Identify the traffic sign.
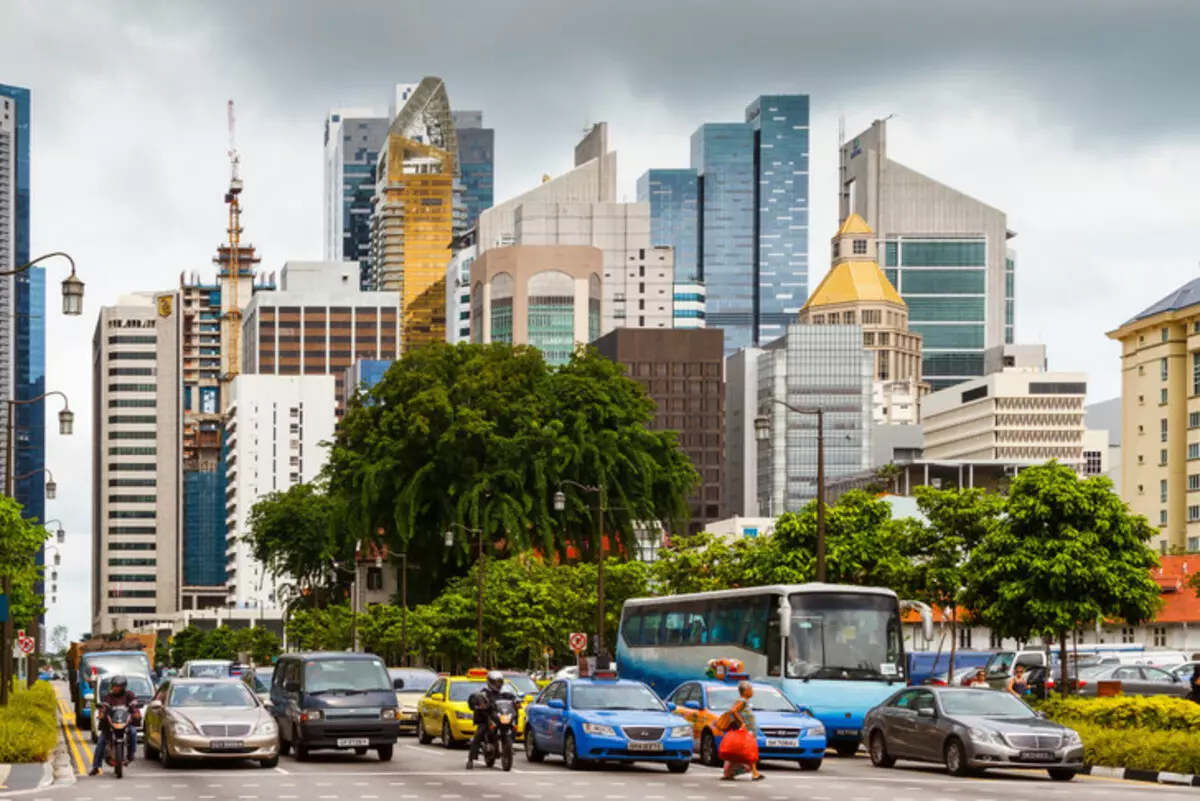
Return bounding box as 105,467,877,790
18,636,34,655
568,632,587,653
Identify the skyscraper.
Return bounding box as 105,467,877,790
452,111,495,234
323,110,389,290
840,118,1014,390
637,169,699,282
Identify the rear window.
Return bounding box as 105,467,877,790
304,659,390,693
189,663,231,678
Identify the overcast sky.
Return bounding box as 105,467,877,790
4,0,1199,639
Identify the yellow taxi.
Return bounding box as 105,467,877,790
415,669,528,748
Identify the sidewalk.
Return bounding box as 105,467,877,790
0,683,78,796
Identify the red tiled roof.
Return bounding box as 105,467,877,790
1152,555,1200,623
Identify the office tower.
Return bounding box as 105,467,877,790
445,229,477,344
1109,278,1200,555
242,261,400,409
0,84,45,549
840,118,1014,390
593,328,725,532
345,359,394,395
638,170,706,331
724,347,763,517
92,293,183,634
369,77,456,351
324,110,390,290
469,245,602,365
755,325,873,515
452,111,495,234
224,374,335,608
799,215,927,425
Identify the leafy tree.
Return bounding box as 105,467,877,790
0,496,50,628
961,462,1161,696
197,626,237,660
651,533,753,595
246,483,353,605
287,604,353,652
232,627,282,665
169,626,207,666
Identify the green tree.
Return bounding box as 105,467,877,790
962,462,1162,696
287,604,353,652
232,627,282,665
651,532,752,595
169,626,207,667
198,627,237,660
245,483,353,604
0,496,50,629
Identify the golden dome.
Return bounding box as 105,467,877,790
803,262,904,310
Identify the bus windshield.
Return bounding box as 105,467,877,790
786,592,902,681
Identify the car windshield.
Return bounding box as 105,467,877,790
169,682,257,707
505,674,538,695
448,681,519,702
250,669,273,693
786,592,903,681
939,690,1033,717
706,686,796,712
189,663,231,678
99,675,154,699
390,670,436,693
1079,664,1117,679
572,683,665,711
304,659,391,693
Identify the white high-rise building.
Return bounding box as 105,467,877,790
224,374,336,608
445,231,477,345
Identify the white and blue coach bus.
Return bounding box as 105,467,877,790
616,584,933,756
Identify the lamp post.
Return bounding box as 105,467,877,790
0,252,86,317
42,519,66,546
755,400,826,583
445,523,485,665
553,481,607,661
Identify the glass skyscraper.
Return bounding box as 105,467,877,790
747,95,810,346
452,111,495,235
324,114,389,290
637,169,700,281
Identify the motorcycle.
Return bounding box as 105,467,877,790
482,697,518,771
103,705,134,779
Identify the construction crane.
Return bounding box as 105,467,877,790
222,99,244,385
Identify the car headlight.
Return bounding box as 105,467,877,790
401,705,417,715
255,719,278,735
670,725,691,738
381,708,397,720
968,727,1002,744
808,724,826,737
171,718,197,736
1064,729,1082,745
582,723,616,736
456,711,473,720
301,710,323,722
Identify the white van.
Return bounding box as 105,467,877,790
1113,651,1188,668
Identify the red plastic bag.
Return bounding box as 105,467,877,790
718,727,759,764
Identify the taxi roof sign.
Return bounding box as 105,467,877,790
466,668,489,679
592,669,618,680
721,672,750,682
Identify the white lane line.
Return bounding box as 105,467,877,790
483,796,502,799
275,767,290,774
171,785,188,789
442,796,462,799
197,797,215,800
157,797,176,800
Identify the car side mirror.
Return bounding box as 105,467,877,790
917,707,936,719
665,702,677,711
684,700,701,710
1034,710,1047,719
393,678,405,690
547,698,565,710
524,693,536,704
285,680,301,693
797,706,813,716
430,693,445,702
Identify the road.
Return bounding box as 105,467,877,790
45,705,1198,801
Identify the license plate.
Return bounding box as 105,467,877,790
627,741,664,752
1019,750,1056,762
338,738,370,748
209,740,244,750
765,738,798,748
834,729,859,737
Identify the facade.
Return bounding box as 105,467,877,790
593,328,725,532
445,229,477,344
513,202,675,334
673,281,706,329
921,369,1089,470
841,118,1014,390
242,261,400,410
469,245,602,365
1085,396,1122,493
323,110,389,290
224,375,336,608
986,343,1046,374
724,347,763,518
637,169,699,282
368,77,456,350
345,358,394,396
452,111,495,234
799,214,927,426
1107,277,1200,554
755,325,873,516
707,516,777,541
92,293,183,633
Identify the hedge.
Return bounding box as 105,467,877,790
1070,721,1200,775
1038,695,1200,733
0,681,59,763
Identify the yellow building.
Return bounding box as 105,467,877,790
370,77,457,352
1108,279,1200,554
800,214,928,424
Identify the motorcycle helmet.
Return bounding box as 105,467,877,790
486,670,504,692
110,675,127,693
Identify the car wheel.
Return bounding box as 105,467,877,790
524,728,546,763
441,719,454,749
868,731,895,768
260,755,280,769
377,745,394,762
834,741,860,758
798,758,822,771
944,737,969,777
143,735,159,763
159,729,177,769
417,717,434,745
563,731,587,771
667,760,689,774
700,731,721,767
1047,768,1076,782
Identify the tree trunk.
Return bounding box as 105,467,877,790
948,609,958,679
1059,632,1069,698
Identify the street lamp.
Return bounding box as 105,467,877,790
755,399,827,583
42,519,66,545
553,480,607,661
58,409,74,436
0,252,86,317
445,522,486,665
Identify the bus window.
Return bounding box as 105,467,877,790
743,595,770,652
621,610,643,646
766,614,782,675
684,609,708,645
643,610,662,646
711,600,745,645
665,611,685,645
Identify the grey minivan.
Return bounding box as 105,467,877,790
271,653,400,761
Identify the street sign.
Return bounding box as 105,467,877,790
0,593,8,623
18,635,34,655
568,632,587,653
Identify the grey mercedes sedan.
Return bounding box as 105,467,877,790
142,678,279,768
863,687,1083,781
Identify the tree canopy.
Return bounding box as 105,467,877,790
0,495,50,629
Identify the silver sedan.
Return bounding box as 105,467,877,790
142,679,279,768
863,686,1084,781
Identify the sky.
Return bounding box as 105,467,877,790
3,0,1199,639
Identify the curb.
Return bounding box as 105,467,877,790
51,700,76,788
1082,765,1200,787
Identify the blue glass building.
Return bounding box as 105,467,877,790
452,111,494,234
325,115,390,291
692,123,756,355
747,95,810,346
345,359,394,396
637,168,700,282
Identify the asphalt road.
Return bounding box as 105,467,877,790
46,724,1199,801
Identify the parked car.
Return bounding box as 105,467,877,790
1170,661,1200,680
922,667,983,687
1074,664,1190,697
863,686,1083,780
141,678,279,768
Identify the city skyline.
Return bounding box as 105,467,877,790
3,0,1199,637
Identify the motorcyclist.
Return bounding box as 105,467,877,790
465,670,517,770
88,675,140,776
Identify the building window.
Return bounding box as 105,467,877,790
1190,443,1200,460
988,632,1003,649
1084,451,1102,475
1139,365,1145,376
526,270,576,367
1189,537,1200,552
1153,626,1167,647
489,272,514,344
1191,412,1200,429
1163,419,1169,441
1122,626,1135,644
852,239,868,255
1161,449,1169,465
1163,358,1169,381
1163,327,1170,342
1162,479,1169,502
366,567,383,591
828,312,840,324
1189,505,1200,521
1194,353,1200,395
1161,510,1168,525
957,627,972,649
1163,388,1170,404
1194,321,1200,334
1190,475,1200,491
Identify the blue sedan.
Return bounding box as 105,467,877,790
666,679,827,770
524,674,694,772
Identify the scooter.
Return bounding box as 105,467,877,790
482,697,518,772
103,706,135,779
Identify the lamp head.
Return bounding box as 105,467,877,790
61,273,85,317
58,408,74,436
45,480,57,500
553,490,566,512
444,529,454,548
753,415,771,442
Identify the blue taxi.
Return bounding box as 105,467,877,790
666,675,827,770
523,671,693,772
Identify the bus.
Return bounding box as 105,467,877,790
616,584,932,756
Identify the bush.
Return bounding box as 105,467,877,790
1038,695,1200,733
0,682,59,763
1071,721,1200,774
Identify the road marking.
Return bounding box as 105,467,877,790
197,796,214,800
